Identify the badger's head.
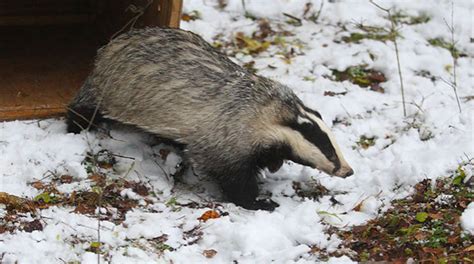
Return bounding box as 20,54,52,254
262,102,354,178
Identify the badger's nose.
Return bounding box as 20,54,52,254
343,168,354,177
335,167,354,177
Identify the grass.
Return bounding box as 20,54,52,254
322,163,474,262
332,65,386,93
391,11,430,25
342,25,398,43
428,38,466,58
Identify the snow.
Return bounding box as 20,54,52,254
461,202,474,235
1,0,473,263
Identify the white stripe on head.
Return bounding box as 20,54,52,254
297,116,312,125
264,125,336,174
301,109,351,170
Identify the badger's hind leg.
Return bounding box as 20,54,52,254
219,165,279,211
66,105,104,133
66,77,105,134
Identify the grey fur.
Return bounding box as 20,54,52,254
67,27,352,210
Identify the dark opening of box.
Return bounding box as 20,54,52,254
0,0,181,120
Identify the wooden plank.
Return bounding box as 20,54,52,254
0,14,95,26
158,0,183,28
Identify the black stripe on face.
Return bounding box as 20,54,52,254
288,115,340,171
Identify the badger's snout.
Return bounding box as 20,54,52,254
334,166,354,178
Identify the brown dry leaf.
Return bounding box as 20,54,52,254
0,225,8,234
369,83,385,93
60,175,73,184
23,219,43,232
253,19,273,41
464,245,474,252
198,210,220,222
31,181,45,190
414,231,428,240
351,225,366,234
0,192,36,212
353,201,363,212
74,203,96,215
88,174,105,186
99,163,113,169
181,14,192,21
428,212,443,220
447,236,459,244
422,247,443,255
181,11,200,22
132,183,149,196
368,71,386,83
203,249,217,258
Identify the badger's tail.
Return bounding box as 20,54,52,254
66,78,104,134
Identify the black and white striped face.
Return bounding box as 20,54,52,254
282,104,354,177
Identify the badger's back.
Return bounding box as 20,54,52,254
76,28,287,143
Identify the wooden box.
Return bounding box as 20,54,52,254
0,0,182,120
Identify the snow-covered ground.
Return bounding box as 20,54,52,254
1,0,473,263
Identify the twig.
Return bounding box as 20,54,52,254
66,107,103,132
110,0,153,40
96,187,103,264
241,0,246,11
283,13,302,26
110,153,136,160
370,1,407,117
443,2,462,113
312,0,325,23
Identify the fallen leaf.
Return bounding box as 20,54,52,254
181,10,201,22
353,201,363,212
74,203,96,215
414,231,428,240
415,212,429,222
31,181,45,189
235,32,271,54
428,212,443,220
87,241,102,253
60,175,73,184
23,219,43,232
422,247,443,255
0,192,36,212
88,174,105,186
464,245,474,252
447,236,459,244
198,210,220,222
0,225,8,234
132,183,149,196
203,249,217,258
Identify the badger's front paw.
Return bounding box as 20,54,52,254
241,198,279,211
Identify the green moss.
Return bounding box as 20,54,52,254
332,65,386,91
356,135,376,149
342,25,398,43
392,11,430,25
343,31,397,43
428,38,463,58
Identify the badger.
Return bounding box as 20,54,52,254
66,27,353,211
